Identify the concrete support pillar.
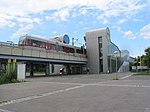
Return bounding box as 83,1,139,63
80,65,83,74
66,65,71,75
7,59,11,76
0,61,1,70
30,63,34,77
13,59,17,79
45,63,50,76
17,63,26,81
49,64,53,75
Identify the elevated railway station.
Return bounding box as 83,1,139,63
0,27,130,78
0,35,87,77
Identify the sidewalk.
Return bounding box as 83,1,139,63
0,72,133,102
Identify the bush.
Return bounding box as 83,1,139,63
11,79,20,83
0,73,10,84
0,72,19,85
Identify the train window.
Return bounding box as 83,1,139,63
58,46,63,51
63,46,70,53
51,44,56,50
18,37,26,45
31,40,42,47
46,43,51,50
24,39,28,45
76,49,81,54
28,39,32,46
41,42,46,48
84,49,86,54
70,48,75,53
19,39,26,45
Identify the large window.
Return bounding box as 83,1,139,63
99,59,103,72
98,36,102,48
107,42,121,73
98,36,103,58
98,36,103,73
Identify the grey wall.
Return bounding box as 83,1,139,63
86,30,99,74
86,28,110,74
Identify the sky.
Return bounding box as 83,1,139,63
0,0,150,57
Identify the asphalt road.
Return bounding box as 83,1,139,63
0,72,150,112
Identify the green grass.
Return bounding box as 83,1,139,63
133,72,150,76
0,100,8,104
113,78,119,80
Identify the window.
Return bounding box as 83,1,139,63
98,36,103,57
99,59,103,72
98,36,102,48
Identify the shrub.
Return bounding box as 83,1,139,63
0,72,19,85
0,73,10,84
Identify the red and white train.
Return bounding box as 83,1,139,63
18,34,86,54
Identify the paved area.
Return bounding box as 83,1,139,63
0,72,150,112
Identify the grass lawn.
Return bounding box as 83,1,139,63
133,72,150,76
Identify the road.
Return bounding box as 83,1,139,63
0,72,150,112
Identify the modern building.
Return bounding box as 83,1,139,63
86,27,129,74
0,27,130,76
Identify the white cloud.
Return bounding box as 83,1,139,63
0,18,16,27
16,17,42,24
140,24,150,39
45,8,70,22
117,19,126,24
0,0,64,27
102,19,109,24
11,24,34,39
33,18,41,24
0,0,146,26
123,24,150,40
104,0,145,18
54,8,70,21
97,16,109,24
0,0,65,17
96,0,145,24
52,31,58,34
123,30,136,39
17,18,33,23
80,9,88,16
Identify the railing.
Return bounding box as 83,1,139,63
0,42,87,62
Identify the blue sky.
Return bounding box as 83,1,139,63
0,0,150,57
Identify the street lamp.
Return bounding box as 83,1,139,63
114,51,118,79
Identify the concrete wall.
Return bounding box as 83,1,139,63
0,45,87,62
86,28,110,74
102,28,110,73
86,30,99,74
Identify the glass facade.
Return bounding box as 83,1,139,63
107,42,121,73
118,50,130,72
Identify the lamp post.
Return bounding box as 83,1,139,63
114,51,118,79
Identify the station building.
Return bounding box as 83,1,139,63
0,27,130,76
85,27,129,74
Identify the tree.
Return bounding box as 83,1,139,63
144,47,150,68
141,55,147,66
